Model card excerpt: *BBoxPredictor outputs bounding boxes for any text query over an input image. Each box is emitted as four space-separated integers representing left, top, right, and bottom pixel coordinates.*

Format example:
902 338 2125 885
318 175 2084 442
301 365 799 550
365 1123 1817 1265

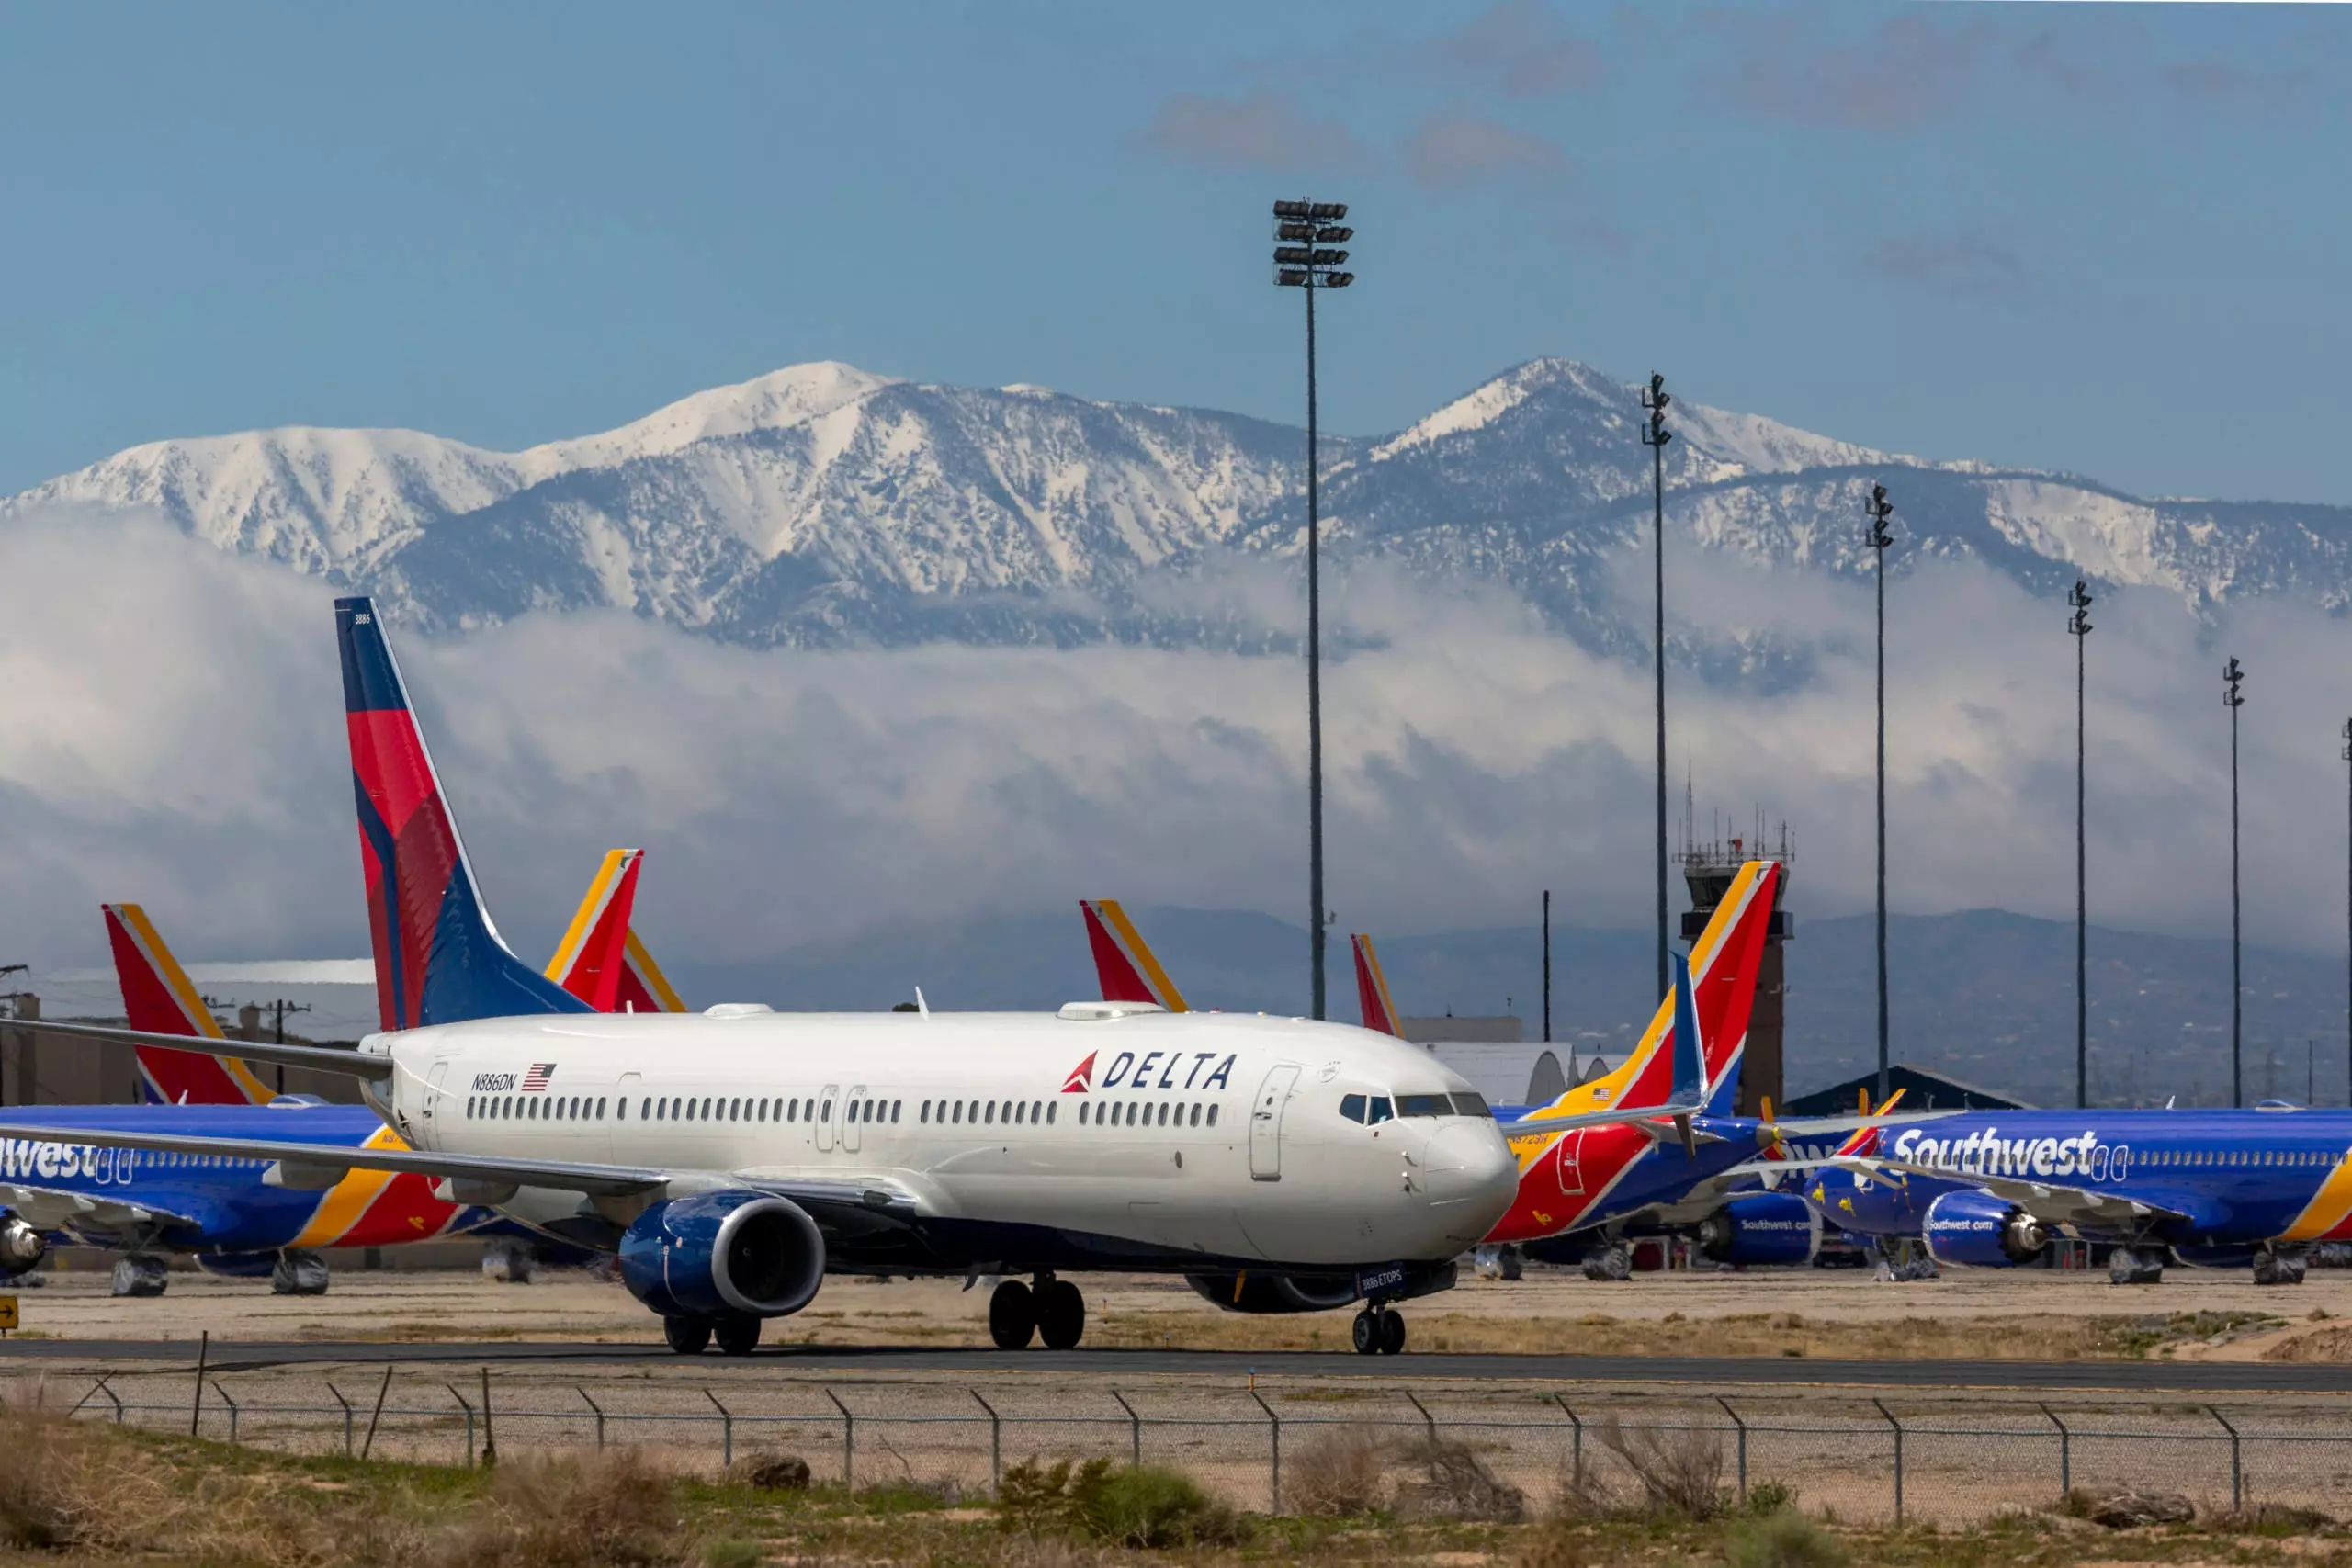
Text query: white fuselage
360 1007 1519 1270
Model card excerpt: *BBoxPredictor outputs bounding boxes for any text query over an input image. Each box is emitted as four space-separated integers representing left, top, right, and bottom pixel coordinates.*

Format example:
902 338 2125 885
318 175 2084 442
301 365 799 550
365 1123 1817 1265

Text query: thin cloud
1132 89 1374 173
1710 13 1992 133
1424 2 1603 98
1861 231 2031 303
2163 61 2315 107
1402 112 1573 192
2012 29 2120 100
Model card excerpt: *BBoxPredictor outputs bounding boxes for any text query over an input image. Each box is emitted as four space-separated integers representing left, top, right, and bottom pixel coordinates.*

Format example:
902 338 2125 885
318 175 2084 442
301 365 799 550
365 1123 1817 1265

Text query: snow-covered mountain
14 356 2351 650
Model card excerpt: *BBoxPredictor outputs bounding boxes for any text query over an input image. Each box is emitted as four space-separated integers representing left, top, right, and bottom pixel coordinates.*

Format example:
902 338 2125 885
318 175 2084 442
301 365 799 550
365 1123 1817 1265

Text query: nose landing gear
1351 1303 1406 1356
989 1275 1088 1348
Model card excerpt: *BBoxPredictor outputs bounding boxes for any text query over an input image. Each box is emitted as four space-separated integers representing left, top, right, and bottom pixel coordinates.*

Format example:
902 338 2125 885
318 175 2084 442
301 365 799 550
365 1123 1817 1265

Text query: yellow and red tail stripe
1485 860 1781 1244
1080 900 1189 1011
544 850 646 1011
103 903 274 1106
1352 934 1401 1036
616 929 686 1014
287 1123 469 1249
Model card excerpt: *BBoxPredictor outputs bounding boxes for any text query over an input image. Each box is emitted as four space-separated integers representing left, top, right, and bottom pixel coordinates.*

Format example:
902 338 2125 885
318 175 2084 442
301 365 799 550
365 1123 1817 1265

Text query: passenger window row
463 1093 908 1126
467 1094 609 1122
2146 1148 2347 1168
920 1100 1056 1127
1339 1091 1487 1123
1079 1100 1217 1129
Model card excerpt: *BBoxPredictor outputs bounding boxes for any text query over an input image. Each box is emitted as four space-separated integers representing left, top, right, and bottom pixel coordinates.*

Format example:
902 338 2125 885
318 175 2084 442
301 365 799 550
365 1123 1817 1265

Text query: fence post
360 1364 393 1461
98 1381 125 1427
824 1388 854 1493
705 1389 734 1470
479 1367 496 1470
1404 1390 1438 1447
190 1329 209 1437
579 1386 606 1452
326 1383 354 1457
971 1391 1001 1494
2038 1403 2070 1500
1249 1389 1281 1515
1554 1394 1582 1490
1715 1397 1747 1501
445 1383 476 1468
1110 1390 1142 1468
2209 1406 2242 1512
1872 1399 1902 1525
212 1382 239 1447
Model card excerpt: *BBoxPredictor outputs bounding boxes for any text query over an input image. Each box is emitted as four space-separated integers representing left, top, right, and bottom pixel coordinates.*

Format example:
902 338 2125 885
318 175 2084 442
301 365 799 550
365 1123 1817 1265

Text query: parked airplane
1796 1098 2352 1285
0 596 1711 1356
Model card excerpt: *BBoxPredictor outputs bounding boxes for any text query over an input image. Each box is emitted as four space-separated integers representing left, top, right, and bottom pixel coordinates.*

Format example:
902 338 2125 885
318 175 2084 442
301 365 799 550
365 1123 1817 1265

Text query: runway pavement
3 1337 2345 1392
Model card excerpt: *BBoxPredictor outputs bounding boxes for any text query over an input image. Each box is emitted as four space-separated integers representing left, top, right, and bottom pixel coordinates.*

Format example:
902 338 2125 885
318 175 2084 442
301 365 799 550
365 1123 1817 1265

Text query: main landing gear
662 1312 764 1355
2108 1247 2165 1286
989 1276 1087 1349
1351 1303 1407 1356
2255 1247 2308 1287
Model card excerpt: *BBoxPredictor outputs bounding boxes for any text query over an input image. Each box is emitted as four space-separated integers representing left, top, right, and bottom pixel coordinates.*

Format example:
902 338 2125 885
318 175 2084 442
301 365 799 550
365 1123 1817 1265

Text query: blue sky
2 3 2345 502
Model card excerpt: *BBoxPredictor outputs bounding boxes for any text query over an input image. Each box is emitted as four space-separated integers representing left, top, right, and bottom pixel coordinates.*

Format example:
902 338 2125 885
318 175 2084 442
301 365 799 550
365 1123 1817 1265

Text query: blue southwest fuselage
0 1101 493 1259
1804 1109 2352 1254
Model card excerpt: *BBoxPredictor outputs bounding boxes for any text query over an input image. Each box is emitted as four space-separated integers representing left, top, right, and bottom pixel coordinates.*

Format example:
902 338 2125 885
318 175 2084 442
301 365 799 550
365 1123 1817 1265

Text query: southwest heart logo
1061 1052 1097 1094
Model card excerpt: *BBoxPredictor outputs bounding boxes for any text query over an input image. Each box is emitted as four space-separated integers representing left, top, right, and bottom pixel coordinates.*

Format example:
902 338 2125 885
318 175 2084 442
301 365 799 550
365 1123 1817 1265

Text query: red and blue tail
336 596 590 1030
103 903 274 1105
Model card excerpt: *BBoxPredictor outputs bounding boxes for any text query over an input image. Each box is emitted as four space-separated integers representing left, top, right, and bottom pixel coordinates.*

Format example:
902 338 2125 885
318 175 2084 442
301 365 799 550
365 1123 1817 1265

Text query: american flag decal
522 1063 556 1092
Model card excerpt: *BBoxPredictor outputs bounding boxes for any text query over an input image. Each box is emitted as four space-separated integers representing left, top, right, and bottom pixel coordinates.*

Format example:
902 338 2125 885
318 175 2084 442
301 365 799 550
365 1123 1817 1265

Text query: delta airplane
0 855 660 1295
0 596 1720 1357
1080 869 1901 1284
1797 1100 2352 1286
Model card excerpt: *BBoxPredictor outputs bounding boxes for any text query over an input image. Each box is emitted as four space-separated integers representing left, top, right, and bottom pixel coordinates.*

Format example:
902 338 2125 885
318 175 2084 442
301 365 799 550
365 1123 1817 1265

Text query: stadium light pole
1273 198 1354 1021
2225 656 2246 1108
2343 718 2351 1104
2068 580 2094 1108
1865 482 1896 1102
1641 374 1673 1001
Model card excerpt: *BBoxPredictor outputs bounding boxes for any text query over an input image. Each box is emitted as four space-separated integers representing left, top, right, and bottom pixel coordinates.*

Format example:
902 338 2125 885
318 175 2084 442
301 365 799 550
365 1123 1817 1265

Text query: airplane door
422 1062 451 1151
1250 1065 1299 1181
844 1085 867 1154
815 1084 841 1152
1555 1131 1587 1196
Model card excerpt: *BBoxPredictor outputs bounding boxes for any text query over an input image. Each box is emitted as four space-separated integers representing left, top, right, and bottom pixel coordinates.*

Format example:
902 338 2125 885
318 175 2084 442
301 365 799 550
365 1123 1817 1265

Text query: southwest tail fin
1080 900 1188 1011
543 850 646 1012
336 596 590 1030
1351 934 1401 1036
617 930 687 1014
102 903 272 1105
1837 1089 1905 1157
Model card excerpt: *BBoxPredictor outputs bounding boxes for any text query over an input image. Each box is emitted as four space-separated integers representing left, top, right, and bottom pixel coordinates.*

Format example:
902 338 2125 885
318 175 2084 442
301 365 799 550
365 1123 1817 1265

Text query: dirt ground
8 1259 2352 1363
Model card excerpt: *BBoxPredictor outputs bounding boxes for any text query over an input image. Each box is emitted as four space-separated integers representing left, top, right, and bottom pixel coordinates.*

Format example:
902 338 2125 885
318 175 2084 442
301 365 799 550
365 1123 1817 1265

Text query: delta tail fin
1080 900 1188 1011
336 596 591 1030
102 903 273 1106
1352 933 1402 1036
543 850 646 1012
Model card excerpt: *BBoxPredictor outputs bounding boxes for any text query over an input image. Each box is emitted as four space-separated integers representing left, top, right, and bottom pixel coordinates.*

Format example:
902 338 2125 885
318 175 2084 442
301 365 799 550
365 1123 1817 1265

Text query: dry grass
440 1450 692 1567
1574 1416 1727 1520
1282 1428 1391 1517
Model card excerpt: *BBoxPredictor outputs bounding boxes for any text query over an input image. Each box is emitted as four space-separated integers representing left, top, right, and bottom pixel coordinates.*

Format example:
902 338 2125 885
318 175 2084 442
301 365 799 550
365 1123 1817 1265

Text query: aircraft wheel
1035 1279 1086 1349
2107 1247 2164 1286
1379 1308 1407 1356
989 1279 1036 1349
1581 1244 1632 1282
1351 1308 1380 1355
2255 1249 2308 1287
271 1248 331 1296
663 1314 714 1354
714 1313 763 1355
110 1255 169 1298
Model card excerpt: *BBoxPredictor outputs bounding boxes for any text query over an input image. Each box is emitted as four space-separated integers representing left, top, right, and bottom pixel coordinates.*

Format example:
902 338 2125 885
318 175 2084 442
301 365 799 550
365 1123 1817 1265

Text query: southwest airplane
1796 1099 2352 1285
0 855 659 1295
0 597 1715 1357
1080 870 1890 1285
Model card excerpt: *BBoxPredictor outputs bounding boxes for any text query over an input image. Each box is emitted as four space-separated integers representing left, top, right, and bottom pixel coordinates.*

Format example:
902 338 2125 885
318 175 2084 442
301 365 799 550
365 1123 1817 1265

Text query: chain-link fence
18 1367 2352 1525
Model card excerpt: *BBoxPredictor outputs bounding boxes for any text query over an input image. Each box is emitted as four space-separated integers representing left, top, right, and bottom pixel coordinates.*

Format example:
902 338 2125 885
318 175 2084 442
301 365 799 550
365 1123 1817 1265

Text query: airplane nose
1422 1122 1520 1235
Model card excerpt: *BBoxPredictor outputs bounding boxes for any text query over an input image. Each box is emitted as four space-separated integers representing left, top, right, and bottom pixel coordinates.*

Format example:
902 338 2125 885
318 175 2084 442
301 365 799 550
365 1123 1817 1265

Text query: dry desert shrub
1393 1434 1525 1523
438 1450 693 1568
0 1397 180 1551
1558 1416 1725 1521
1283 1427 1392 1517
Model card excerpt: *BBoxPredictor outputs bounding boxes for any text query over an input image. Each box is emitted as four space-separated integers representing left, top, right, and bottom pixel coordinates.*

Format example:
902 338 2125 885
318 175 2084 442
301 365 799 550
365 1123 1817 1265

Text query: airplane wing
0 1181 205 1236
0 1120 919 1223
1852 1154 2192 1229
0 1018 390 1080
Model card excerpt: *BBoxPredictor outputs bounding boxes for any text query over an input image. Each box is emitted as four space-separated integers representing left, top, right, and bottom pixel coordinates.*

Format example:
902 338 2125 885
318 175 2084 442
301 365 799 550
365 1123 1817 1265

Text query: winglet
544 850 645 1011
103 903 273 1106
336 596 590 1029
1668 948 1704 1109
1352 934 1402 1036
1080 900 1188 1011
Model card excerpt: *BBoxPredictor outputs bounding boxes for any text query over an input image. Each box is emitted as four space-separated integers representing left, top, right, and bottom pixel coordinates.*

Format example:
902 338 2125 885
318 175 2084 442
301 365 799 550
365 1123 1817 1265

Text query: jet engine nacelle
1921 1190 2047 1268
617 1190 825 1319
1185 1271 1360 1314
1695 1193 1821 1267
0 1213 44 1277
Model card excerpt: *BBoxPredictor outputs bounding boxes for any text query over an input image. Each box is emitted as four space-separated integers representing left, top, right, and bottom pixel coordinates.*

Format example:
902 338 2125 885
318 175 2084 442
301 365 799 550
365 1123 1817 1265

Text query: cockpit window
1367 1096 1393 1124
1396 1093 1451 1117
1340 1093 1367 1123
1451 1091 1490 1118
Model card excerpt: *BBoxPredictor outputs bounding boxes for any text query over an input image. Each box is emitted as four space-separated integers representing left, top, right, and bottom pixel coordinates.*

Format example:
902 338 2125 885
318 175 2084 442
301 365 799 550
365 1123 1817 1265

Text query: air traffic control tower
1677 820 1793 1118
